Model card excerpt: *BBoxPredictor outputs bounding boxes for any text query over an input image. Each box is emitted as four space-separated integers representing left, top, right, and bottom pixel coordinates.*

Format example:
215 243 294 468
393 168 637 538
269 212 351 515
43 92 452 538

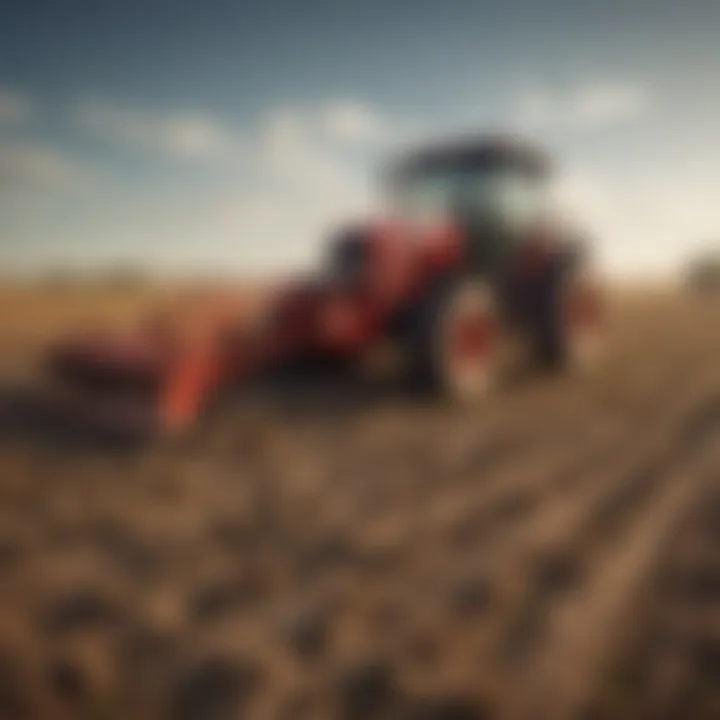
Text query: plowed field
0 285 718 719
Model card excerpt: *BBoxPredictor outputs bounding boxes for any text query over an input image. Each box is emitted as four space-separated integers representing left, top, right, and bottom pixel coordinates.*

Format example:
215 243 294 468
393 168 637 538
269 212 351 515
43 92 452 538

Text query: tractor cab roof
388 133 551 182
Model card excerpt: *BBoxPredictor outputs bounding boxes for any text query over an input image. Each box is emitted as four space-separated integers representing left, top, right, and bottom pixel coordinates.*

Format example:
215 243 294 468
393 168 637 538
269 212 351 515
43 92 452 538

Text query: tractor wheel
409 277 498 403
534 265 604 373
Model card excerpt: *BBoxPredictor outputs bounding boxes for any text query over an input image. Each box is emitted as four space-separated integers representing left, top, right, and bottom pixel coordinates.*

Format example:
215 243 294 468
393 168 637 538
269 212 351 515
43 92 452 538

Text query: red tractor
45 134 603 438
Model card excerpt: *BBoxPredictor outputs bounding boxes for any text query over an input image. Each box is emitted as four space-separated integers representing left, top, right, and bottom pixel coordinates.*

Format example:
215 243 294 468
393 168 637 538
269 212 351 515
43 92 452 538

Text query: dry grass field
0 283 718 719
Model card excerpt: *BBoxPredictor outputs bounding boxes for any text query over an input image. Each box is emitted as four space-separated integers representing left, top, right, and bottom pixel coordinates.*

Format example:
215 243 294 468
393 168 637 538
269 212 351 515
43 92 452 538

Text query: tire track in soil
584 481 720 720
496 393 719 720
317 365 720 710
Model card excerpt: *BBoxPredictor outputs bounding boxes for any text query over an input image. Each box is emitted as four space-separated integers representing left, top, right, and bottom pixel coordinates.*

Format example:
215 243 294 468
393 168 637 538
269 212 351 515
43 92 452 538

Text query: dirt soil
0 284 718 719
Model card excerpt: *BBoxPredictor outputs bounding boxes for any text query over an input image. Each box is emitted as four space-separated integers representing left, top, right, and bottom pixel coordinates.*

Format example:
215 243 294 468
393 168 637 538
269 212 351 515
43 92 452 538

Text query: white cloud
29 97 384 274
259 107 371 192
515 89 556 129
318 100 388 144
75 100 243 161
0 88 34 127
257 99 408 156
516 80 649 130
0 141 94 192
183 105 378 272
569 82 648 124
0 96 394 274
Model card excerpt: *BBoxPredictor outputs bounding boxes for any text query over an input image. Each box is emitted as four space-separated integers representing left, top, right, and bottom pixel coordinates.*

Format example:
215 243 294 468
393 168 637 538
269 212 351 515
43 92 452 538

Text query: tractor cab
388 135 552 271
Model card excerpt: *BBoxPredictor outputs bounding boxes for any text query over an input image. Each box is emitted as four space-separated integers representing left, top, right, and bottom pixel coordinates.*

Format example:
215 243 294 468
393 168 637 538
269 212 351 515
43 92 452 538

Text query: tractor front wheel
409 277 498 403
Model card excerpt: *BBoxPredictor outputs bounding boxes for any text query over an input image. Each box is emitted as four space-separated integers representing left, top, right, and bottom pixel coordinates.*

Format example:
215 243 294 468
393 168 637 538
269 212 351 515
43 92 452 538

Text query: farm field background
0 282 718 719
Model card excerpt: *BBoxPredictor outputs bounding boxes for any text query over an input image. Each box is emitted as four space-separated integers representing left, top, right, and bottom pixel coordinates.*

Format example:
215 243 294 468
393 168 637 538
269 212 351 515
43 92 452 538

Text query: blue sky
2 0 720 276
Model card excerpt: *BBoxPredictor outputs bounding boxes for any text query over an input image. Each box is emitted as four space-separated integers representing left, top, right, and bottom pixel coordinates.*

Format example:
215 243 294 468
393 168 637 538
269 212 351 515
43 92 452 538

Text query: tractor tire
533 263 603 373
408 276 498 403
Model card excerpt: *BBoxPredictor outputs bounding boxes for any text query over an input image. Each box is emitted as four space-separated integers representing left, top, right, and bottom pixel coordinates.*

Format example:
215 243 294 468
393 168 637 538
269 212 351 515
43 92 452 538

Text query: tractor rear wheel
534 265 603 372
409 277 498 402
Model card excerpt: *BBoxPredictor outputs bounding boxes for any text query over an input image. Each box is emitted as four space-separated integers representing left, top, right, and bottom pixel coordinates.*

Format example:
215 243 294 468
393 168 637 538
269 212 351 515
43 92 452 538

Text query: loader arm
159 344 223 434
